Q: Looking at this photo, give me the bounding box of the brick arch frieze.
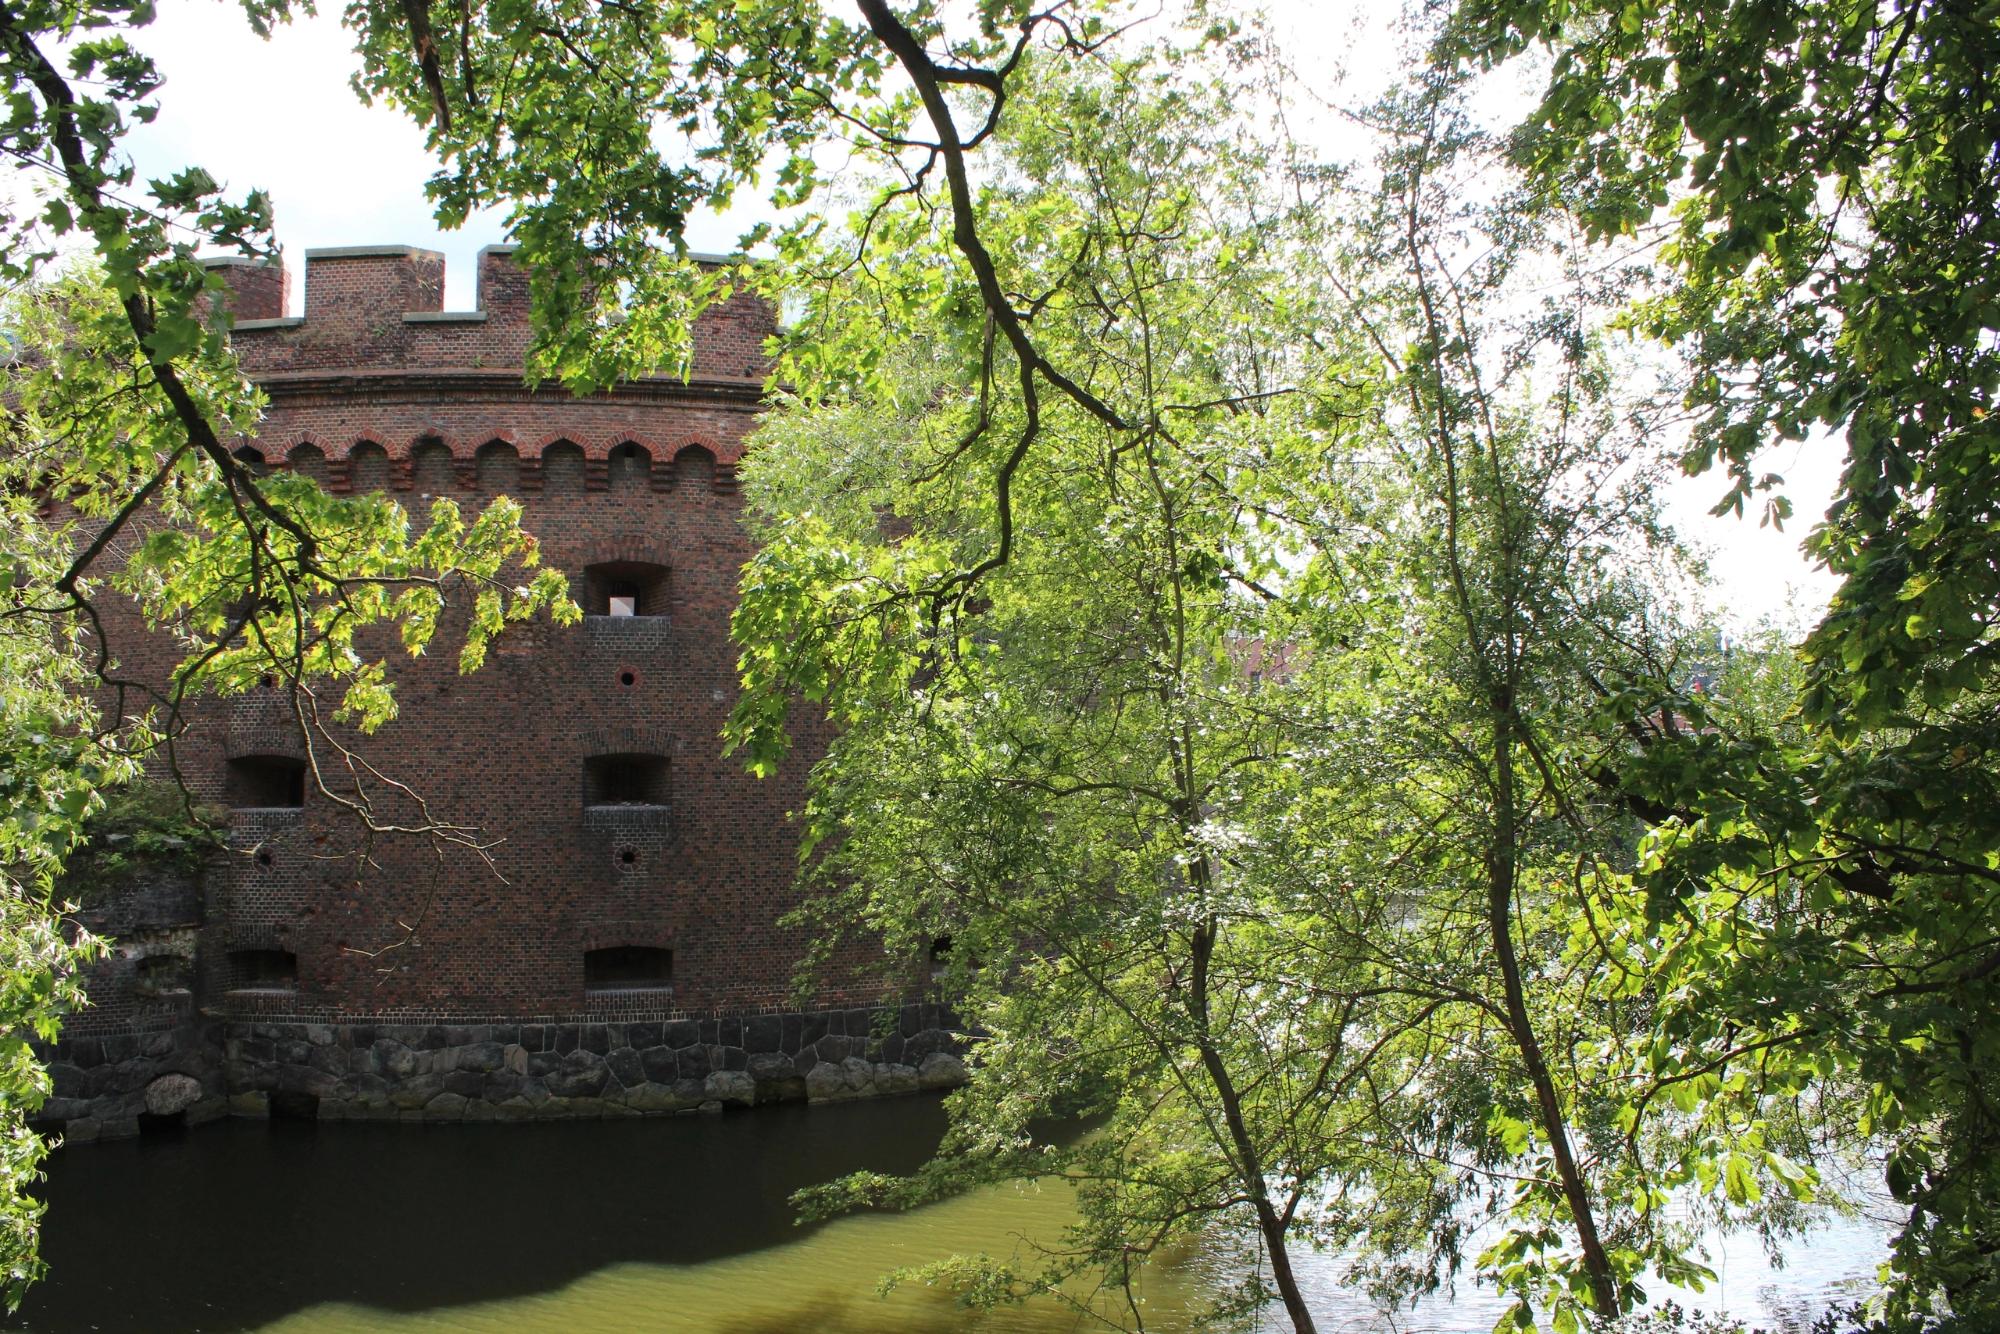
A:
[599,432,663,459]
[242,424,747,472]
[601,437,655,492]
[325,435,389,493]
[472,437,525,493]
[687,437,745,470]
[249,424,753,496]
[530,432,587,458]
[402,430,467,454]
[283,441,331,484]
[535,437,588,494]
[407,436,462,491]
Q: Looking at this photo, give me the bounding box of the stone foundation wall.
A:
[39,1024,229,1143]
[35,1003,968,1139]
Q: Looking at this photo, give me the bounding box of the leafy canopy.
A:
[0,0,573,1299]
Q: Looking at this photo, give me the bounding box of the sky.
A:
[102,0,1838,629]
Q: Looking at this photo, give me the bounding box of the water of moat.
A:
[13,1097,1890,1334]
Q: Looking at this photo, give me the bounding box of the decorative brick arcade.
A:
[34,246,964,1140]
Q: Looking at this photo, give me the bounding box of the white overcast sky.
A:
[108,0,1838,629]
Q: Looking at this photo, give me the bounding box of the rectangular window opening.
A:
[135,954,193,997]
[585,946,672,993]
[584,754,669,807]
[226,755,306,809]
[228,948,296,992]
[584,562,669,618]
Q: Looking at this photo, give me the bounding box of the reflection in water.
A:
[256,1180,1190,1334]
[12,1098,1889,1333]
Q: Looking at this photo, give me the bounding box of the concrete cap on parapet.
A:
[303,245,446,262]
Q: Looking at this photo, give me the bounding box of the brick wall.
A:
[84,245,883,1032]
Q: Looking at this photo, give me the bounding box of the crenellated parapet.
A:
[202,243,775,486]
[205,245,770,383]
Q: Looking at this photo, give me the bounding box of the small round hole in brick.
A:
[617,846,638,870]
[255,848,275,869]
[618,668,638,688]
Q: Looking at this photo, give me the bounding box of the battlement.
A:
[202,244,773,387]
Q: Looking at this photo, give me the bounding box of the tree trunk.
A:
[1190,916,1320,1334]
[1488,699,1620,1318]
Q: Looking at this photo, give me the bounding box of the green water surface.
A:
[12,1096,1886,1333]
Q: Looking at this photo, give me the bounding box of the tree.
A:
[0,0,1177,1301]
[1219,67,1833,1331]
[725,30,1831,1334]
[728,51,1355,1331]
[0,0,1954,1325]
[0,0,573,1298]
[1437,1,2000,1324]
[318,0,1883,1324]
[0,0,1137,1301]
[0,432,129,1307]
[0,0,1160,1304]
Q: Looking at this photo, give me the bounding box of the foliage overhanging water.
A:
[10,1097,1888,1333]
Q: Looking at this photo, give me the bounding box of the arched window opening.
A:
[583,754,668,808]
[226,755,306,809]
[542,440,585,494]
[584,561,668,618]
[348,441,389,491]
[411,438,454,493]
[475,440,520,492]
[672,444,715,488]
[585,946,672,994]
[608,442,651,487]
[929,936,952,982]
[287,443,328,483]
[227,948,296,992]
[232,445,267,475]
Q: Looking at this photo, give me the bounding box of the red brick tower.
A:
[36,247,963,1139]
